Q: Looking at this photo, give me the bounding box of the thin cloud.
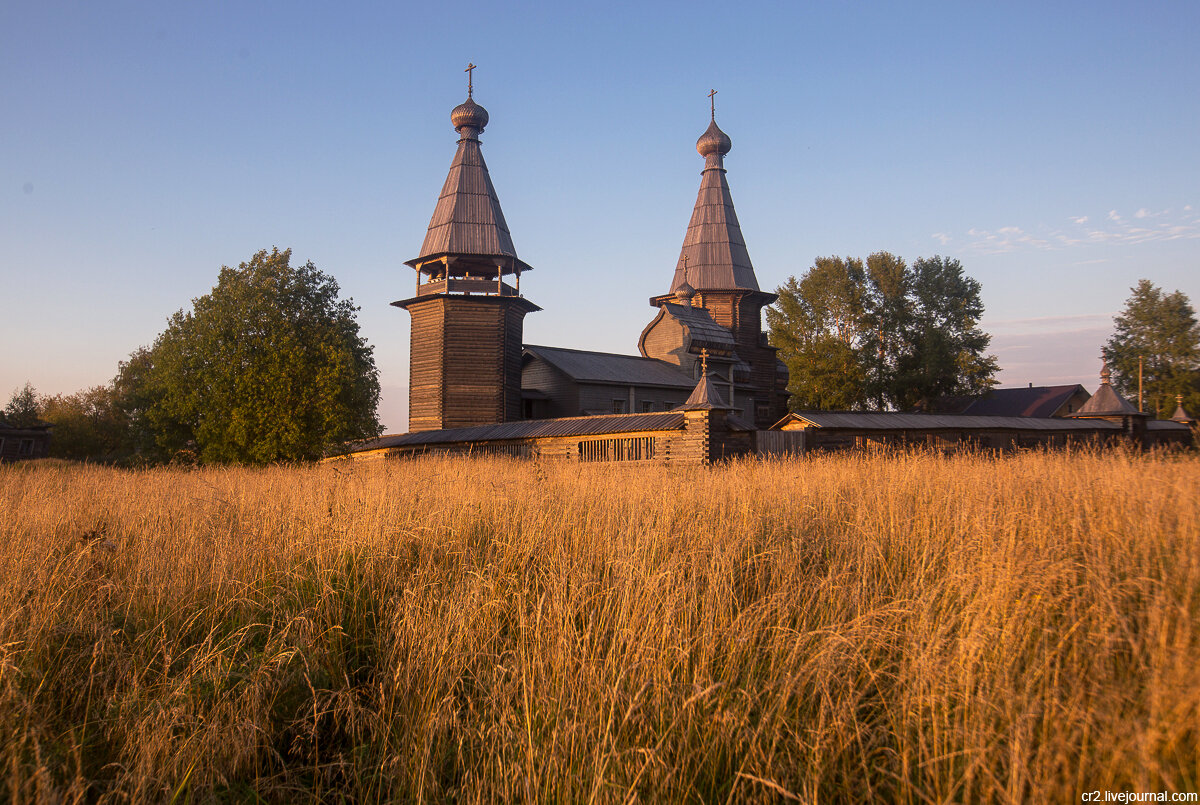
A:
[932,232,951,245]
[957,206,1200,253]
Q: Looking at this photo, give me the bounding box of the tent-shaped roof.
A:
[1074,365,1140,417]
[679,372,730,410]
[1171,397,1195,424]
[405,93,531,274]
[667,116,760,294]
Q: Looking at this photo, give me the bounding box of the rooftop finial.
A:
[696,92,732,159]
[700,347,709,375]
[1101,358,1112,385]
[451,65,488,135]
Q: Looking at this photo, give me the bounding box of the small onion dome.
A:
[696,119,732,158]
[451,97,489,133]
[1100,361,1112,384]
[674,280,696,302]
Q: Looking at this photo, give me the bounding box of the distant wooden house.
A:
[0,420,52,462]
[773,411,1126,452]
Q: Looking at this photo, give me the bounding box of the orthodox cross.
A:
[681,254,689,278]
[465,63,477,98]
[700,348,709,375]
[708,88,717,120]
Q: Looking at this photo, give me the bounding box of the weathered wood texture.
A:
[692,291,788,428]
[405,296,530,432]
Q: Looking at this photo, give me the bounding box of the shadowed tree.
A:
[40,385,133,462]
[2,382,41,427]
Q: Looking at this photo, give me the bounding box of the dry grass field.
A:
[1,450,1198,803]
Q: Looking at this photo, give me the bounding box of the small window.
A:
[612,399,627,414]
[641,400,655,413]
[18,439,34,456]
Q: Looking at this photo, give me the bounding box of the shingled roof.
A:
[524,345,695,388]
[1073,365,1140,417]
[962,385,1089,418]
[337,411,688,453]
[777,411,1124,432]
[405,91,532,275]
[668,115,760,294]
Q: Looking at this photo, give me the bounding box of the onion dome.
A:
[674,280,696,303]
[696,119,732,158]
[451,97,489,134]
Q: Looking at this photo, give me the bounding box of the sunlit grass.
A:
[1,451,1197,802]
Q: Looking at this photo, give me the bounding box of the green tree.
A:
[862,252,911,409]
[1102,280,1200,418]
[40,385,133,462]
[766,257,869,410]
[895,256,998,410]
[117,248,381,463]
[768,253,997,411]
[2,382,41,427]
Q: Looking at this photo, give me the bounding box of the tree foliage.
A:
[1102,279,1200,418]
[40,386,134,462]
[117,248,381,463]
[2,382,42,427]
[766,253,998,411]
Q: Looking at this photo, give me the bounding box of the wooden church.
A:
[331,73,1191,463]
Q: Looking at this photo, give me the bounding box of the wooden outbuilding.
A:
[0,420,52,462]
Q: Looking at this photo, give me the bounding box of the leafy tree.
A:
[768,253,997,411]
[894,256,998,410]
[117,247,381,463]
[2,382,41,427]
[1102,280,1200,418]
[766,257,868,410]
[862,252,911,408]
[40,385,133,462]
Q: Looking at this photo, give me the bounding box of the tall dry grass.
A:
[0,450,1197,803]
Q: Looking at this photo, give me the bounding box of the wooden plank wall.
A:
[406,296,529,431]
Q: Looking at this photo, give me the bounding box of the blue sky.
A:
[4,1,1198,431]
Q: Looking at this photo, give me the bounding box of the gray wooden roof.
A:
[680,372,729,409]
[339,411,688,452]
[661,302,736,352]
[1073,382,1139,417]
[669,121,760,294]
[524,345,695,388]
[406,98,529,273]
[961,385,1089,418]
[776,411,1124,432]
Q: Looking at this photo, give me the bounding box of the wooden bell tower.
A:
[393,67,540,432]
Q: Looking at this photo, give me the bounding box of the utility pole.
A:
[1138,355,1144,413]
